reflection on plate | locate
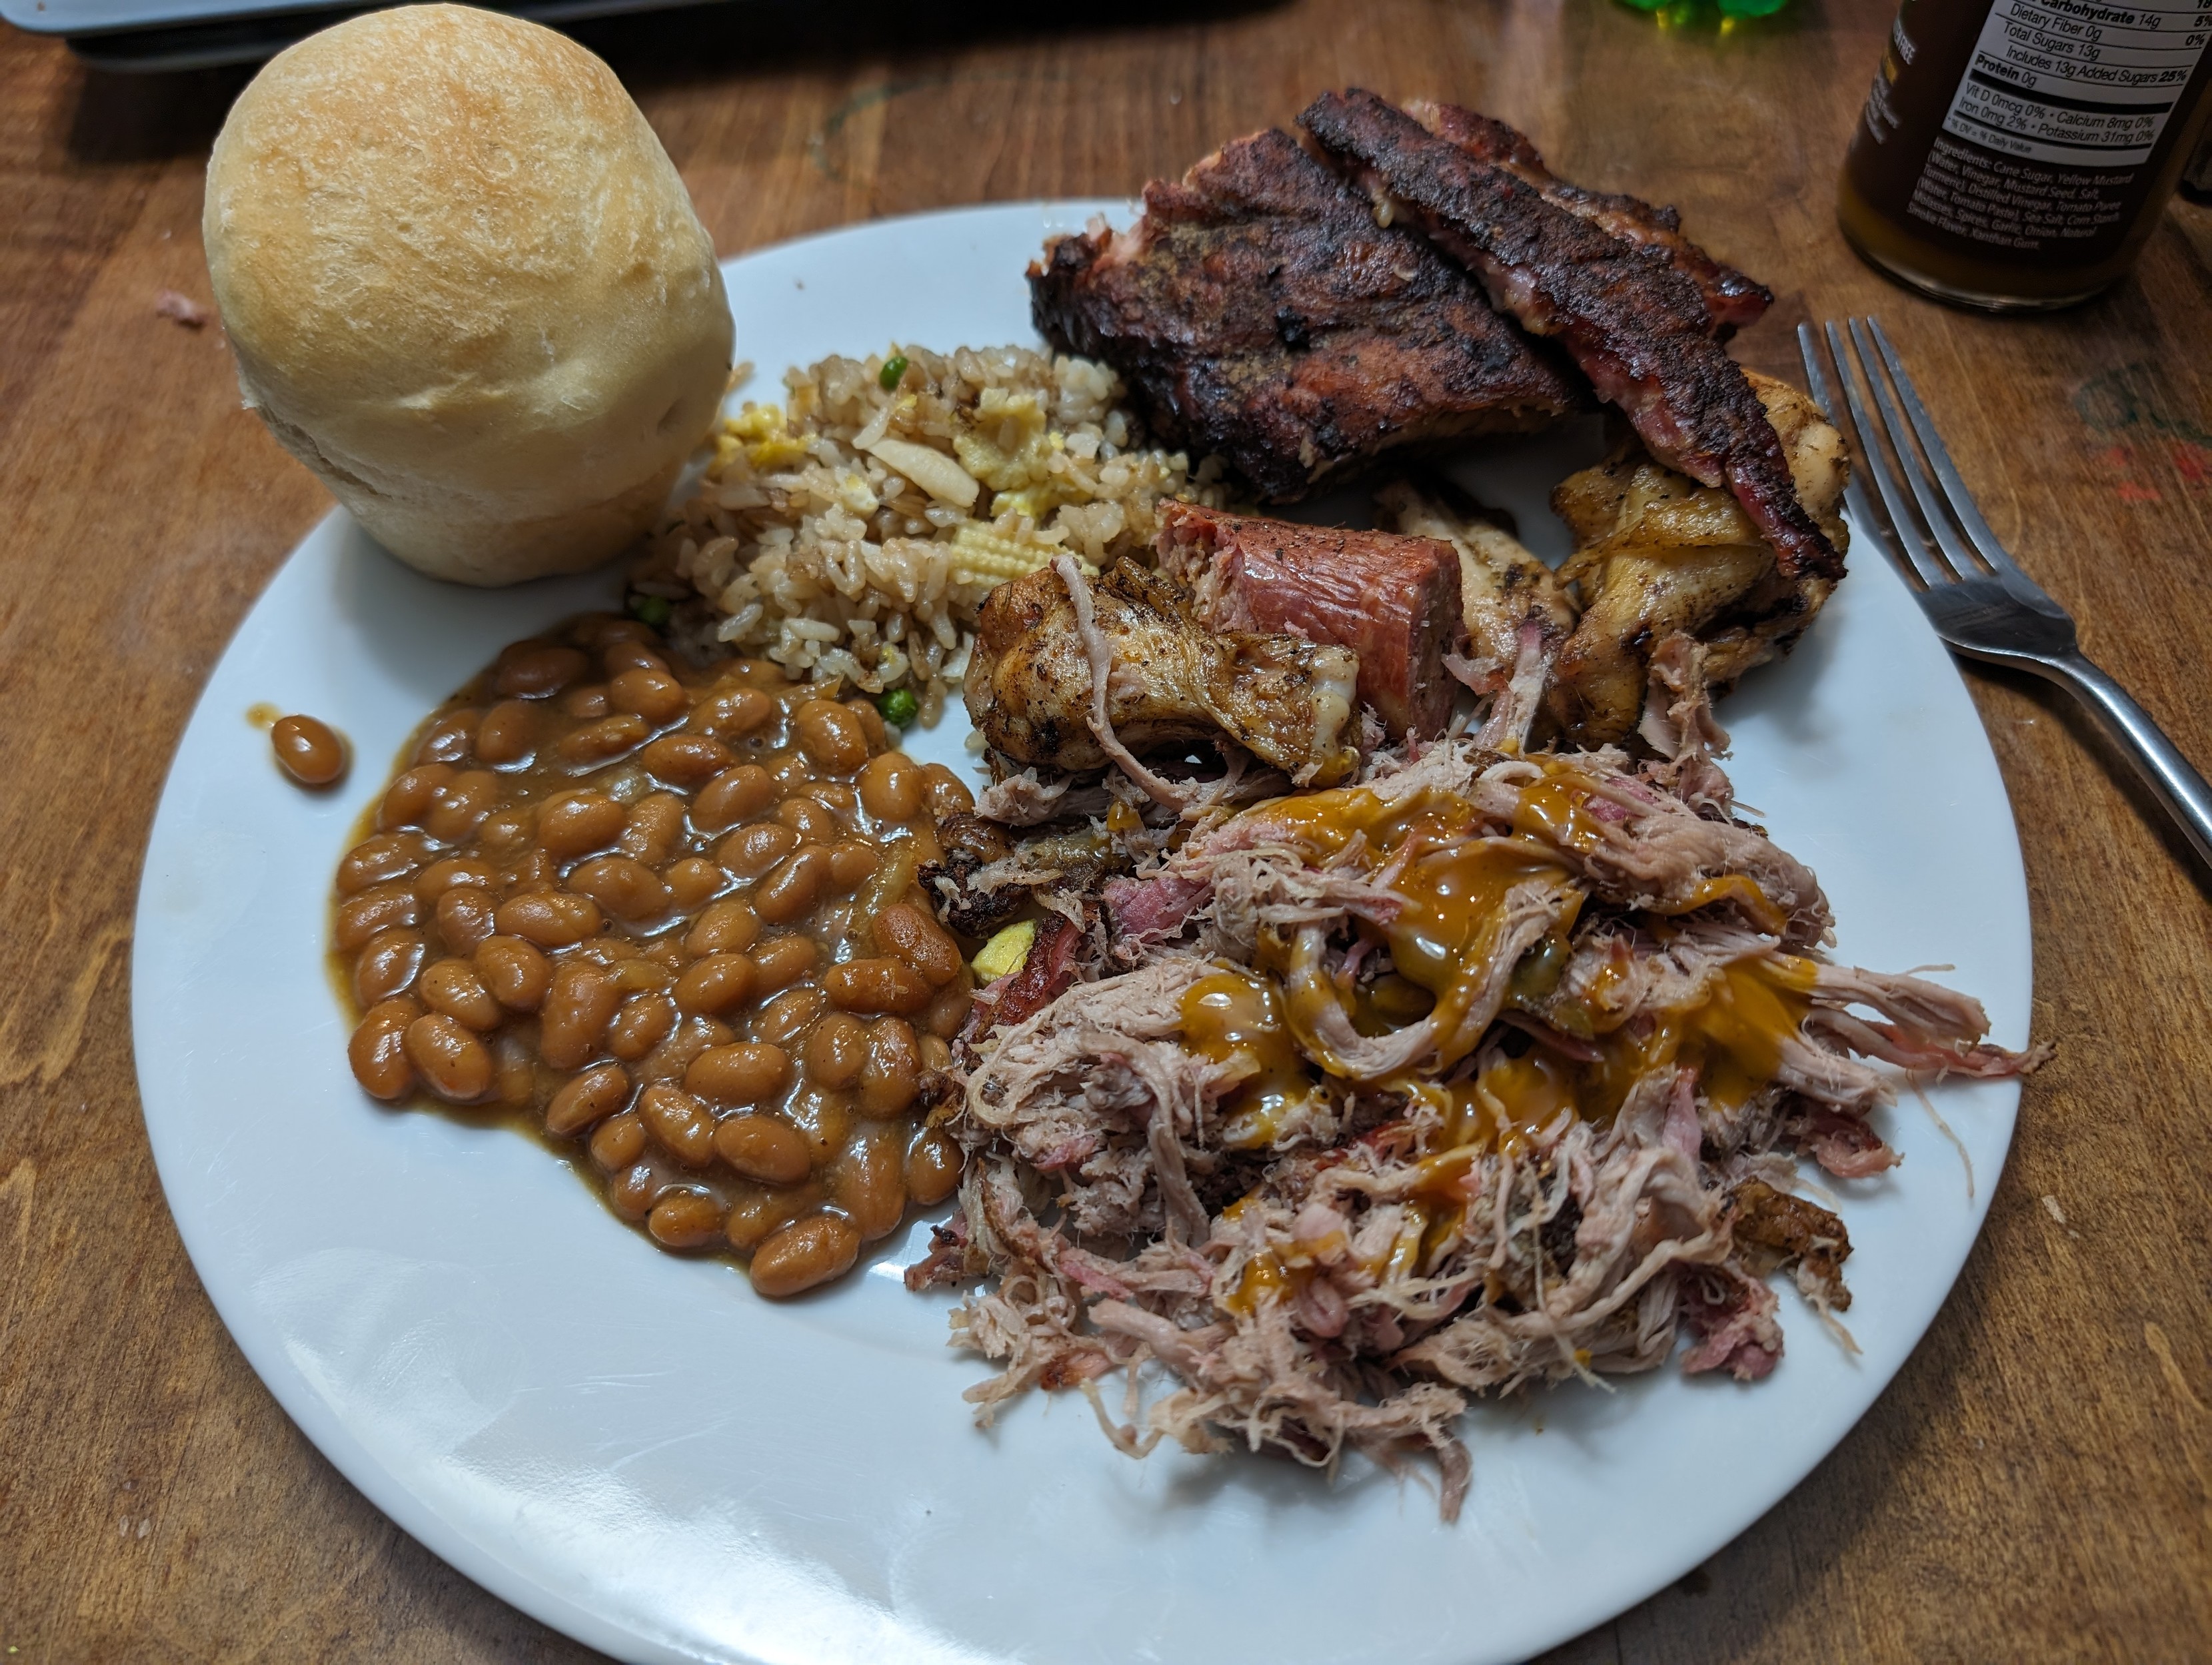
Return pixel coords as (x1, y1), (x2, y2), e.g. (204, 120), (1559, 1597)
(133, 204), (2029, 1665)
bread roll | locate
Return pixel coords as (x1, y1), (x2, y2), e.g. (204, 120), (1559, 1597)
(203, 5), (733, 585)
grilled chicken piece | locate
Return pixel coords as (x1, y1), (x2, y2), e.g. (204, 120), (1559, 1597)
(1375, 479), (1575, 694)
(1548, 370), (1848, 744)
(1156, 501), (1461, 737)
(1298, 91), (1843, 582)
(966, 558), (1360, 790)
(1028, 127), (1582, 503)
(1409, 101), (1772, 335)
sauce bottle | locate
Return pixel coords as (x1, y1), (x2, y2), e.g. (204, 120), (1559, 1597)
(1839, 0), (2212, 310)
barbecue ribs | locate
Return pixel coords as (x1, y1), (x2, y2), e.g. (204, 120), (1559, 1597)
(1028, 127), (1582, 502)
(1409, 102), (1773, 336)
(1300, 90), (1843, 582)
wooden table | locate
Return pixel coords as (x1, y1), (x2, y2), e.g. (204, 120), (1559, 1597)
(3, 0), (2207, 1657)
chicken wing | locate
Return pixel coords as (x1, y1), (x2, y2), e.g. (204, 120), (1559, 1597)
(1547, 370), (1848, 744)
(1376, 478), (1575, 693)
(966, 558), (1361, 792)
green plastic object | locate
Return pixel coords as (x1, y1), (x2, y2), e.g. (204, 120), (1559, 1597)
(1616, 0), (1790, 17)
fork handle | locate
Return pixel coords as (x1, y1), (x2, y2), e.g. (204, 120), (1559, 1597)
(2037, 650), (2212, 873)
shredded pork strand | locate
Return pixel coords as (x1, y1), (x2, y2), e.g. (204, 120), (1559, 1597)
(922, 712), (2041, 1520)
(1054, 554), (1193, 809)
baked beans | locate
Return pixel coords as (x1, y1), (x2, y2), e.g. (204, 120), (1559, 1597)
(273, 714), (349, 788)
(333, 614), (967, 1299)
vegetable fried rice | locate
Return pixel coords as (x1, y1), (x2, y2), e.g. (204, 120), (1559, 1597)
(634, 344), (1220, 725)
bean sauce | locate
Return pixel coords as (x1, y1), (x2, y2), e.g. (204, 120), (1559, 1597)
(331, 614), (973, 1298)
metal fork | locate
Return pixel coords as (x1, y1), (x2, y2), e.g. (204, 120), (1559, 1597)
(1799, 316), (2212, 873)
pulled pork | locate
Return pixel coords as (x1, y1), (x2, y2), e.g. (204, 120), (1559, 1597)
(914, 706), (2039, 1520)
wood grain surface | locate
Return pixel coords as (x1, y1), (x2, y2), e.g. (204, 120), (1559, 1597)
(2, 0), (2207, 1658)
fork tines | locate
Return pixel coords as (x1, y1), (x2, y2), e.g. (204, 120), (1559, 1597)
(1802, 318), (2212, 871)
(1797, 316), (2053, 607)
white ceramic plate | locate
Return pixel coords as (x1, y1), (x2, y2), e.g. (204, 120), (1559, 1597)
(133, 204), (2032, 1665)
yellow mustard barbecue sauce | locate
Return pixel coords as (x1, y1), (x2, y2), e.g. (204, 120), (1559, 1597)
(1181, 769), (1821, 1235)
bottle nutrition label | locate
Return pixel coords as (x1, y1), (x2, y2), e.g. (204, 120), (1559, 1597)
(1940, 0), (2211, 167)
(1840, 0), (2212, 304)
